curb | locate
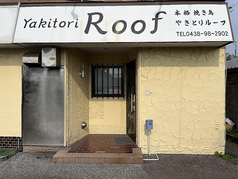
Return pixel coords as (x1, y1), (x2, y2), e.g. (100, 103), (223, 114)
(0, 149), (18, 162)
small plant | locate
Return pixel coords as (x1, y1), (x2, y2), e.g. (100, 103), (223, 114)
(214, 151), (236, 162)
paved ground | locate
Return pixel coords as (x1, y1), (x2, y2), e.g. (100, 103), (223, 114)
(0, 141), (238, 179)
(226, 140), (238, 158)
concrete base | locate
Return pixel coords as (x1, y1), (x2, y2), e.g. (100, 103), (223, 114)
(23, 146), (63, 153)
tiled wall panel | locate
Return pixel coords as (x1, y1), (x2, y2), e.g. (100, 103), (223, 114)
(0, 137), (22, 152)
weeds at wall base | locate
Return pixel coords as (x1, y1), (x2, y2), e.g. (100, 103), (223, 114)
(214, 151), (236, 162)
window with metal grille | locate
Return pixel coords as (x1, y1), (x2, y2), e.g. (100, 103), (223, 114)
(92, 64), (124, 98)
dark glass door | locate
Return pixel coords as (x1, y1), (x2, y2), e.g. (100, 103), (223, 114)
(126, 60), (136, 142)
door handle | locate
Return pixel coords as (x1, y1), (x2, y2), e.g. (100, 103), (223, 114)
(131, 94), (135, 112)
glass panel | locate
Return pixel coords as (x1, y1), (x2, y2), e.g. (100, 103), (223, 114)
(119, 68), (122, 94)
(103, 68), (108, 94)
(97, 67), (102, 94)
(94, 68), (97, 94)
(114, 68), (118, 94)
(108, 68), (113, 94)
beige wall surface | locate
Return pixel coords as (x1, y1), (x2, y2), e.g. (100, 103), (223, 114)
(89, 53), (127, 134)
(0, 48), (40, 137)
(0, 46), (226, 155)
(138, 47), (226, 154)
(66, 48), (89, 146)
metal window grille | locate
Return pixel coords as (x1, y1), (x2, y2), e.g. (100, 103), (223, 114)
(92, 64), (124, 98)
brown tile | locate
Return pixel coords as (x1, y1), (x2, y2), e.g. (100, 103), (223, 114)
(89, 153), (105, 158)
(64, 157), (75, 163)
(125, 158), (143, 164)
(104, 158), (116, 164)
(75, 157), (90, 163)
(133, 153), (143, 159)
(73, 153), (93, 158)
(52, 157), (58, 163)
(122, 158), (135, 164)
(131, 158), (143, 164)
(104, 153), (121, 158)
(89, 157), (105, 164)
(109, 158), (128, 164)
(56, 157), (64, 163)
(69, 153), (87, 157)
(118, 153), (134, 158)
(53, 151), (67, 157)
(133, 148), (142, 154)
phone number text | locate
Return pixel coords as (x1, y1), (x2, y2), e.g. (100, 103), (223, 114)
(176, 31), (229, 37)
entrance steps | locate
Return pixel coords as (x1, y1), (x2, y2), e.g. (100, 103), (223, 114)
(52, 134), (143, 164)
(52, 147), (143, 164)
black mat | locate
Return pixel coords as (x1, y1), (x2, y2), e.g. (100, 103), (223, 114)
(113, 137), (134, 145)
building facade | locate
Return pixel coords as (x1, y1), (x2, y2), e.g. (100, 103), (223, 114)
(0, 0), (233, 154)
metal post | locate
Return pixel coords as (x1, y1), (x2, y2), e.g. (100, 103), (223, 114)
(149, 130), (151, 156)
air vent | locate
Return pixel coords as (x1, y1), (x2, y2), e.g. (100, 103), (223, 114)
(22, 53), (41, 67)
(41, 47), (61, 67)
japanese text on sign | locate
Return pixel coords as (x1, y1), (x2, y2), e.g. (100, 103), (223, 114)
(175, 9), (226, 26)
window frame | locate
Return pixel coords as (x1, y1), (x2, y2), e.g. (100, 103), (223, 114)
(91, 64), (124, 98)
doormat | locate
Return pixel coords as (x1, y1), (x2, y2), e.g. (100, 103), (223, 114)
(113, 137), (134, 145)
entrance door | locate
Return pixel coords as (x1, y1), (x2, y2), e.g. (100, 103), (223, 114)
(22, 66), (64, 146)
(126, 60), (136, 142)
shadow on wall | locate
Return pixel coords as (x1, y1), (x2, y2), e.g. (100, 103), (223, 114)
(66, 48), (90, 145)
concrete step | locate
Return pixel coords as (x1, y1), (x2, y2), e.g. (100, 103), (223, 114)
(52, 148), (143, 164)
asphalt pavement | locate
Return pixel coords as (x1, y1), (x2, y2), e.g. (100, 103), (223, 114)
(0, 141), (238, 179)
